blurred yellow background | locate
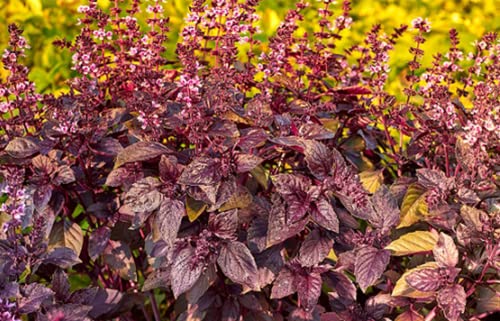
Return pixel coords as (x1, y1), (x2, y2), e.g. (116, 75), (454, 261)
(0, 0), (498, 94)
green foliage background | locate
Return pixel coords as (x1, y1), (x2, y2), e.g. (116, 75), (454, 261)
(0, 0), (498, 95)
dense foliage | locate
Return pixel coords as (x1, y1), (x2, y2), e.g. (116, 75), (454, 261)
(0, 1), (499, 320)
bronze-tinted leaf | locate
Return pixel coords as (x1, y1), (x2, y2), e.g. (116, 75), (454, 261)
(103, 240), (137, 281)
(48, 219), (84, 256)
(5, 137), (40, 158)
(114, 141), (172, 168)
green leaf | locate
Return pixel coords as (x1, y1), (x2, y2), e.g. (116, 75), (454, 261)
(398, 184), (428, 228)
(392, 262), (439, 298)
(186, 196), (207, 222)
(359, 170), (384, 193)
(48, 219), (84, 256)
(386, 231), (438, 256)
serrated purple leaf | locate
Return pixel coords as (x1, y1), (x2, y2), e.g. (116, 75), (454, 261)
(267, 197), (307, 248)
(156, 198), (184, 247)
(234, 153), (264, 173)
(369, 186), (400, 231)
(88, 226), (111, 260)
(44, 247), (82, 269)
(296, 272), (323, 311)
(273, 174), (311, 223)
(311, 197), (339, 233)
(405, 268), (442, 292)
(324, 271), (357, 310)
(178, 157), (222, 186)
(271, 268), (296, 299)
(51, 269), (70, 301)
(354, 246), (390, 292)
(248, 215), (269, 253)
(18, 284), (54, 314)
(217, 241), (258, 289)
(298, 230), (333, 267)
(303, 140), (334, 180)
(171, 245), (204, 298)
(254, 246), (284, 288)
(437, 284), (466, 321)
(209, 209), (238, 240)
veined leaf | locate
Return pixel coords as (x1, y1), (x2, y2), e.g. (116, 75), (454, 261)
(359, 170), (384, 193)
(392, 262), (439, 298)
(48, 219), (84, 256)
(186, 196), (207, 222)
(398, 184), (428, 228)
(386, 231), (438, 256)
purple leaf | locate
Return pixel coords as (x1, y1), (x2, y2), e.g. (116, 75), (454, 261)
(364, 293), (392, 320)
(159, 155), (179, 183)
(234, 153), (264, 173)
(433, 232), (458, 268)
(105, 167), (136, 187)
(178, 157), (222, 186)
(271, 268), (296, 299)
(156, 198), (185, 247)
(266, 196), (308, 248)
(437, 284), (466, 321)
(171, 245), (204, 298)
(33, 185), (53, 211)
(296, 272), (323, 311)
(44, 247), (82, 269)
(114, 141), (172, 168)
(52, 165), (76, 185)
(51, 269), (70, 301)
(5, 137), (40, 158)
(18, 284), (54, 314)
(222, 297), (240, 321)
(209, 209), (238, 240)
(142, 268), (171, 292)
(333, 86), (371, 95)
(123, 177), (163, 214)
(217, 241), (258, 289)
(185, 265), (217, 304)
(416, 168), (454, 192)
(298, 230), (333, 267)
(405, 268), (442, 292)
(311, 197), (339, 233)
(88, 226), (111, 260)
(272, 174), (312, 223)
(354, 246), (390, 292)
(254, 246), (284, 288)
(248, 215), (269, 253)
(302, 140), (334, 180)
(324, 271), (357, 310)
(369, 186), (400, 231)
(92, 137), (123, 156)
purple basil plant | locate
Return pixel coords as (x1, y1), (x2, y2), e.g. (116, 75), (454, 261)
(0, 1), (498, 321)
